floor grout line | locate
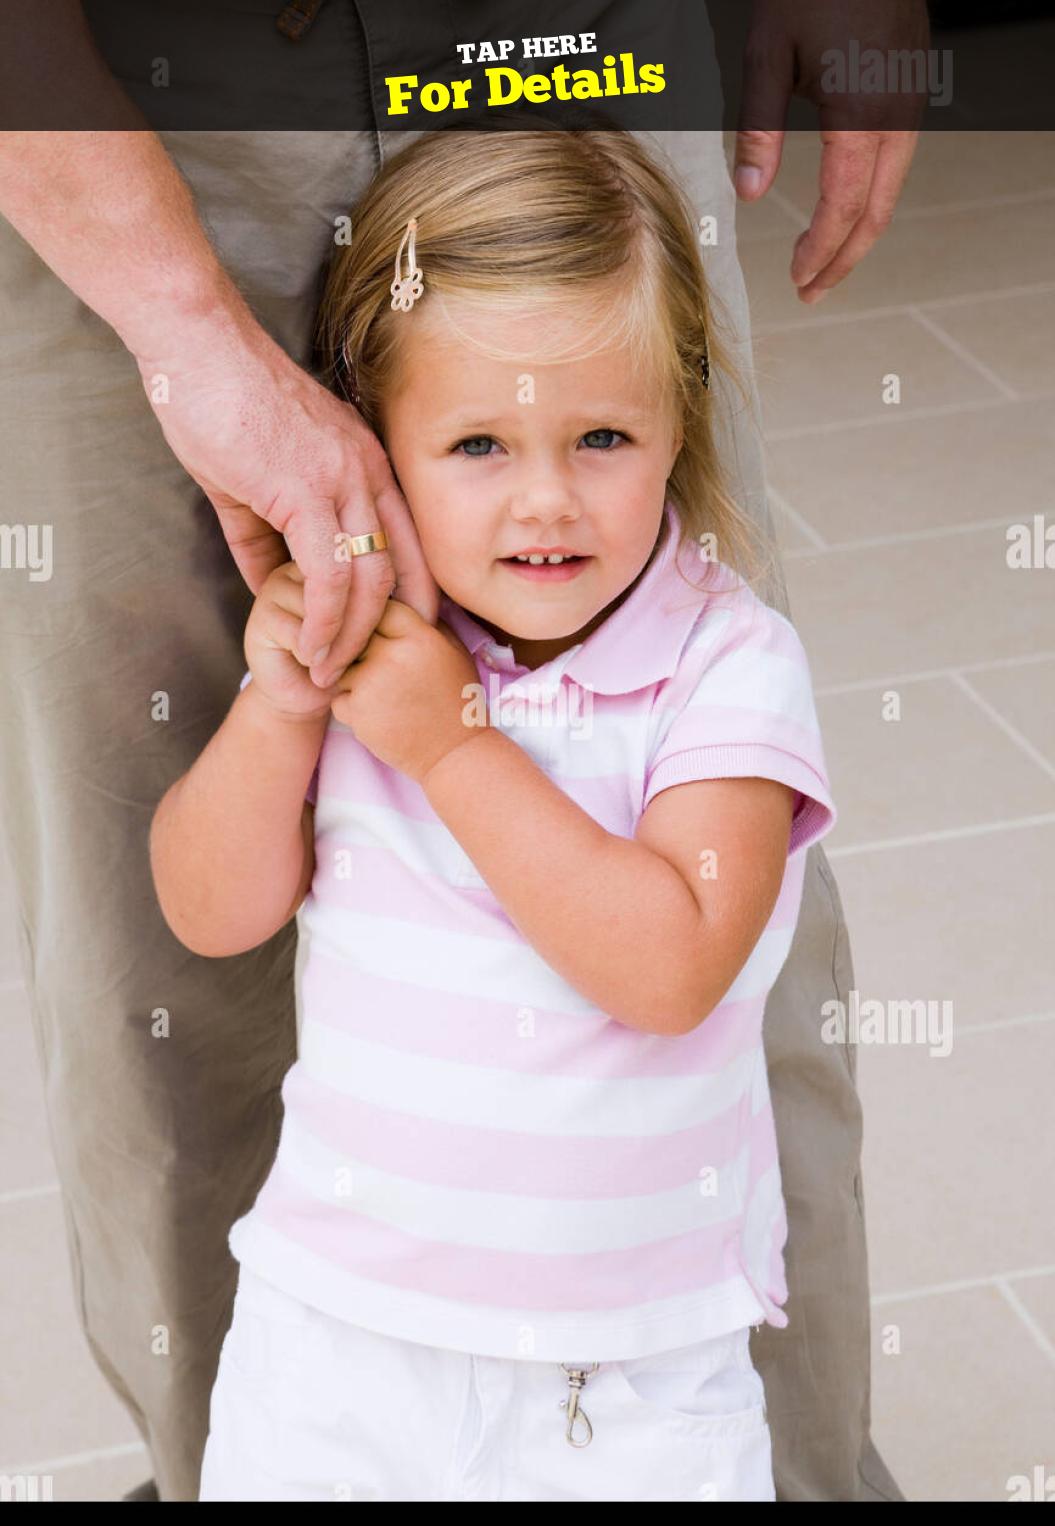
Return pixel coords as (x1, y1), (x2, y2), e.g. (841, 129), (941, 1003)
(759, 185), (811, 230)
(752, 279), (1055, 338)
(951, 673), (1055, 784)
(767, 392), (1026, 442)
(0, 1440), (148, 1480)
(766, 483), (828, 550)
(813, 650), (1055, 698)
(740, 186), (1055, 248)
(825, 811), (1055, 858)
(783, 512), (1025, 557)
(0, 1183), (60, 1206)
(907, 304), (1020, 402)
(996, 1279), (1055, 1369)
(948, 1010), (1055, 1036)
(877, 187), (1055, 220)
(871, 1264), (1055, 1307)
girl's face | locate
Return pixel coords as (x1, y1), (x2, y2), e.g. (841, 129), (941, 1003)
(377, 297), (683, 669)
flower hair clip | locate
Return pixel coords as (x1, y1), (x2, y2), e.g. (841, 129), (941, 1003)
(390, 217), (424, 311)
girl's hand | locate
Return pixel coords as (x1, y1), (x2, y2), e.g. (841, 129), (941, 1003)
(330, 599), (486, 783)
(244, 561), (344, 722)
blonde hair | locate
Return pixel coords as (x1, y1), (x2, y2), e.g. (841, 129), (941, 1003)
(314, 128), (778, 599)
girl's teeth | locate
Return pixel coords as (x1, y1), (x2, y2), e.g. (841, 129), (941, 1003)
(514, 554), (573, 564)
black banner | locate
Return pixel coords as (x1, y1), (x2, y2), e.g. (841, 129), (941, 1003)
(2, 1), (1054, 132)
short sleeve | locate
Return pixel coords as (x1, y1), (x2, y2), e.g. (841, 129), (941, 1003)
(238, 668), (320, 807)
(643, 594), (836, 858)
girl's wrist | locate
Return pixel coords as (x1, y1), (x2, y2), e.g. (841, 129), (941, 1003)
(240, 678), (332, 731)
(421, 721), (507, 795)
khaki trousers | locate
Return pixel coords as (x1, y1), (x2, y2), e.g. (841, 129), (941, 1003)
(0, 2), (902, 1502)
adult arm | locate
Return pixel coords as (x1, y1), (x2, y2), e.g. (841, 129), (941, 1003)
(0, 3), (437, 687)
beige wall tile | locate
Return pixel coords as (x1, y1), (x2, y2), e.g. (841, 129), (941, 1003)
(768, 397), (1055, 543)
(831, 826), (1055, 1030)
(742, 196), (1055, 330)
(918, 287), (1055, 397)
(817, 677), (1055, 850)
(784, 527), (1055, 687)
(771, 131), (1055, 222)
(868, 1284), (1055, 1501)
(754, 311), (1002, 435)
(855, 1017), (1055, 1289)
(0, 1194), (144, 1469)
(967, 657), (1055, 770)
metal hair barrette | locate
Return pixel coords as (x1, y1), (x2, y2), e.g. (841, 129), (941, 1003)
(699, 333), (711, 390)
(390, 217), (424, 311)
(342, 347), (361, 409)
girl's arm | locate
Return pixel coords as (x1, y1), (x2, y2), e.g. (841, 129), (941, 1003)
(150, 560), (338, 958)
(149, 686), (326, 958)
(422, 728), (794, 1038)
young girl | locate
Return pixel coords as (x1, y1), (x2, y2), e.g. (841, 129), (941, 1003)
(150, 128), (836, 1503)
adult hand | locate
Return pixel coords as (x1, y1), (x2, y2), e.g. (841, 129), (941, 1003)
(733, 0), (929, 302)
(0, 15), (438, 695)
(133, 286), (439, 690)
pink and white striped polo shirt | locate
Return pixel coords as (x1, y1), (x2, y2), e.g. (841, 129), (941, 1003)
(229, 499), (837, 1361)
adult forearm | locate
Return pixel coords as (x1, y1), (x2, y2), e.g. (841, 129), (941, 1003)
(0, 0), (142, 133)
(0, 5), (254, 357)
(0, 128), (250, 359)
(150, 684), (327, 958)
(421, 728), (706, 1035)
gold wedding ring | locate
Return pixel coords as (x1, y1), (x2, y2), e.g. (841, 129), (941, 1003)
(340, 529), (388, 557)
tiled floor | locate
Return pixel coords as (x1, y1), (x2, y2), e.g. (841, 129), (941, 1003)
(738, 129), (1055, 1502)
(2, 129), (1053, 1502)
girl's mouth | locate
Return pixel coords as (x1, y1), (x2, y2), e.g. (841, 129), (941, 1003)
(499, 555), (592, 583)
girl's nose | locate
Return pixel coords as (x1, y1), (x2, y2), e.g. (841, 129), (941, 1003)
(507, 480), (581, 525)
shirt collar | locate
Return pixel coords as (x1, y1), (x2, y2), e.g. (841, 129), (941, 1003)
(438, 500), (721, 696)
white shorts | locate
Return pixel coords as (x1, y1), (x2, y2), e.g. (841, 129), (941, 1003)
(199, 1265), (775, 1502)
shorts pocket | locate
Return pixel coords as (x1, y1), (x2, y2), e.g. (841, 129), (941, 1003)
(587, 1333), (775, 1500)
(602, 1329), (768, 1437)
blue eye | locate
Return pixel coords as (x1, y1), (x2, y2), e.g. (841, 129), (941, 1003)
(453, 430), (628, 456)
(456, 436), (496, 457)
